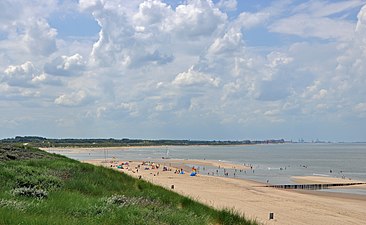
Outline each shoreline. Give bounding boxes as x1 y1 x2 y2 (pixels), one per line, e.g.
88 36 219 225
84 158 366 225
156 158 251 170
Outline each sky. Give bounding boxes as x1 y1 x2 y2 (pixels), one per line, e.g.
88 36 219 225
1 0 366 142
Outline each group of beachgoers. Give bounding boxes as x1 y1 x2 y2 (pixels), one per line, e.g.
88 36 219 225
204 164 254 177
108 159 350 182
110 160 200 177
106 157 256 179
135 161 171 176
106 159 354 188
133 161 199 177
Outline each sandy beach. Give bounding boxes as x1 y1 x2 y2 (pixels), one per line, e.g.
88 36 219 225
84 158 366 225
292 175 366 184
40 146 163 154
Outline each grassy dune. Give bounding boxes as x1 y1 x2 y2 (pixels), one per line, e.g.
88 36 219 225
0 145 257 225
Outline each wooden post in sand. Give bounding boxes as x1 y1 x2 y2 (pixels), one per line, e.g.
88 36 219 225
269 212 274 220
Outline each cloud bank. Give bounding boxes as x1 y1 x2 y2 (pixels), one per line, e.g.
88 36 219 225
1 0 366 141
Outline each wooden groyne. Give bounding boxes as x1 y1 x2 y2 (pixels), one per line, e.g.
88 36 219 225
266 182 366 190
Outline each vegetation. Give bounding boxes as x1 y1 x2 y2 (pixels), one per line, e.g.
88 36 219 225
0 144 257 225
0 136 285 148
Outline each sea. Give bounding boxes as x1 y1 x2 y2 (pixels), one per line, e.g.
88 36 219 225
49 143 366 195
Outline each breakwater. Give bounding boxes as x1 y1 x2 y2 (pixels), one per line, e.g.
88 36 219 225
266 182 366 190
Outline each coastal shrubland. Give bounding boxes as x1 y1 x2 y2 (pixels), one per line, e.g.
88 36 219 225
0 136 285 148
0 144 257 225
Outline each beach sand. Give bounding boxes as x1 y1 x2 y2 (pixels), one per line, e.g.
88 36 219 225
84 158 366 225
292 175 366 184
40 146 162 154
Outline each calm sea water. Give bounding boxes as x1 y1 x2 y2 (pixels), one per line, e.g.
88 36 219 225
51 143 366 193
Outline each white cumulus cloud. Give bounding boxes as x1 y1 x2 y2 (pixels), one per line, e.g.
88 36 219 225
54 90 89 107
44 54 86 76
166 0 227 38
216 0 237 11
173 67 220 87
208 28 243 55
2 61 37 87
23 18 57 56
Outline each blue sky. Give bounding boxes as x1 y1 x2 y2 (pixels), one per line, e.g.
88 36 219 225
1 0 366 142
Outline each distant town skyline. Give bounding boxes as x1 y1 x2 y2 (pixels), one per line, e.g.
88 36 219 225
1 0 366 142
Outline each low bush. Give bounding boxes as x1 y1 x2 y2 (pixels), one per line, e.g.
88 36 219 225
12 187 48 199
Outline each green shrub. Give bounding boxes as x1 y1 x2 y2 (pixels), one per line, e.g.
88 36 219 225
104 194 156 208
12 187 48 199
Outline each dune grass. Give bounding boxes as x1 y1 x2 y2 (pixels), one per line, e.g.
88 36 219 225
0 145 257 225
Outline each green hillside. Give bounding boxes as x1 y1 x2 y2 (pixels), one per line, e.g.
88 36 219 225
0 144 257 225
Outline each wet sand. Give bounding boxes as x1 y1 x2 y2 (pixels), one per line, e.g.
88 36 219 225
292 175 366 184
85 159 366 225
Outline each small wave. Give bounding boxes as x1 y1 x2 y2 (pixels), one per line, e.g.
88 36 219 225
312 173 330 177
268 167 279 170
